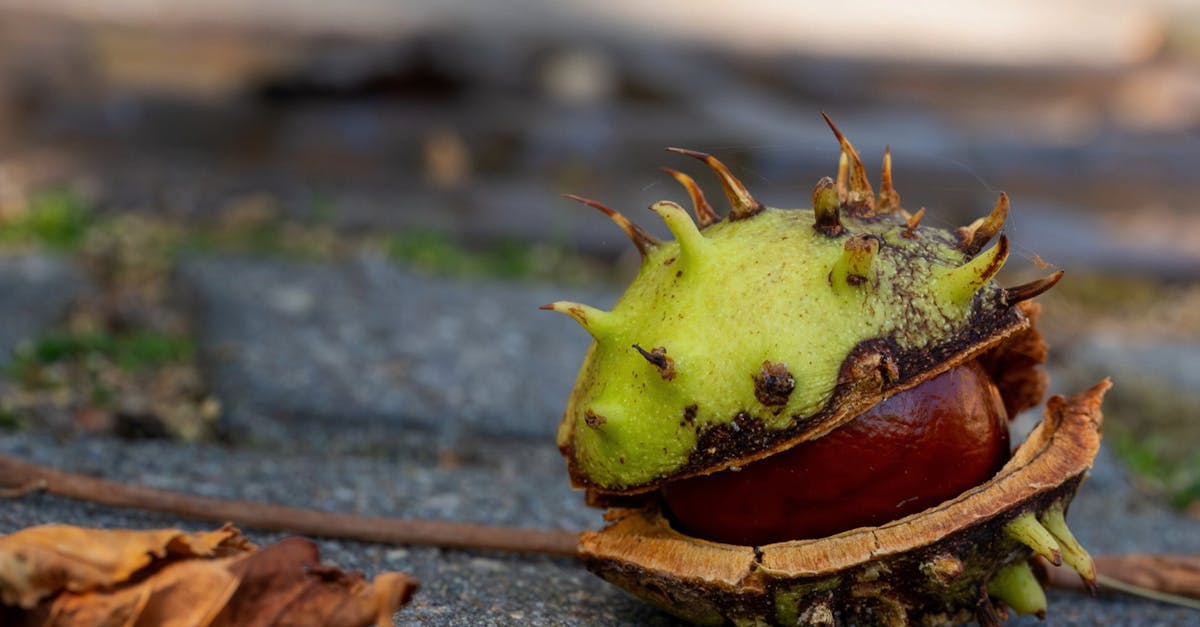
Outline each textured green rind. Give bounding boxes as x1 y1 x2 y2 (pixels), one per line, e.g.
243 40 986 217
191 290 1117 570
559 207 1007 491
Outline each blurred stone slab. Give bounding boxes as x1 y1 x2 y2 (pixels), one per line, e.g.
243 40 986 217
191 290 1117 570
1066 337 1200 396
0 253 83 367
1066 445 1200 554
1052 338 1200 466
179 254 612 442
1006 203 1200 281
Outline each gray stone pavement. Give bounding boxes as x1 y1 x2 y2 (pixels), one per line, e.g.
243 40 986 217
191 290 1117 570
1 432 1197 625
178 254 613 443
2 253 1199 624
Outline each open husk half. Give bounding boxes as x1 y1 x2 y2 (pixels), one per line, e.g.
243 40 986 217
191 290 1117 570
580 380 1108 626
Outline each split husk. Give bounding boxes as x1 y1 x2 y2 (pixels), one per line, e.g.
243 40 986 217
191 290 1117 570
581 380 1108 626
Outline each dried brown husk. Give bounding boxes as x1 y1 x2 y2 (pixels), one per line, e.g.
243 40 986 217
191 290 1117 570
580 381 1108 626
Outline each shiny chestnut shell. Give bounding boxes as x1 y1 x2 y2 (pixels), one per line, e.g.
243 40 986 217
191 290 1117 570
662 361 1010 545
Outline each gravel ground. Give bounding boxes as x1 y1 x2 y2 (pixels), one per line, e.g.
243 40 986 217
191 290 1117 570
1 430 1197 625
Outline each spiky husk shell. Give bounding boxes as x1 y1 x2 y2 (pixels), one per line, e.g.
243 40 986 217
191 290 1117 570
580 381 1108 626
547 119 1092 625
551 133 1036 495
556 206 1021 493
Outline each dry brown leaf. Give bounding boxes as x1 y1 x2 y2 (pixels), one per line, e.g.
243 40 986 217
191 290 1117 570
1093 554 1200 598
0 524 417 627
30 558 241 627
211 537 414 627
0 523 251 609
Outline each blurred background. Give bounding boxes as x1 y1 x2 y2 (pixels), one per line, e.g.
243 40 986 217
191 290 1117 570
0 0 1198 511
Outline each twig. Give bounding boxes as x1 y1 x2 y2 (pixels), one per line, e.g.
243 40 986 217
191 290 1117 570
0 454 579 558
1093 574 1200 611
2 452 1198 610
0 478 47 498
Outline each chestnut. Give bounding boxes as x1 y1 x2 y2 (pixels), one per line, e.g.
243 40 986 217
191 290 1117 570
544 116 1106 625
662 361 1010 546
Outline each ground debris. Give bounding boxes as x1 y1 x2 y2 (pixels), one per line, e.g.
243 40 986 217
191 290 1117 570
0 523 417 627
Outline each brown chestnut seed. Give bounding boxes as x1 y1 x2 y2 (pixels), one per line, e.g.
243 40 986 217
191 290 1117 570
662 361 1009 545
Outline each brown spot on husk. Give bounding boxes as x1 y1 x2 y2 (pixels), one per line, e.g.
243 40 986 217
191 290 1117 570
693 413 769 467
584 410 607 429
754 361 795 407
633 345 676 381
922 554 965 585
837 340 899 394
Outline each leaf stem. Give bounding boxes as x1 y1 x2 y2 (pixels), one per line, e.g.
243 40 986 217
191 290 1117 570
0 454 579 558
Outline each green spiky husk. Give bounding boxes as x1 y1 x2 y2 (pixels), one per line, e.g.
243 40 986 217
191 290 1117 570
558 207 1017 494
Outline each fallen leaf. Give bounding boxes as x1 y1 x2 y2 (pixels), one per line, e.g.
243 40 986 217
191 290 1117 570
0 524 417 627
0 523 250 609
211 537 413 627
31 558 241 627
1094 554 1200 598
